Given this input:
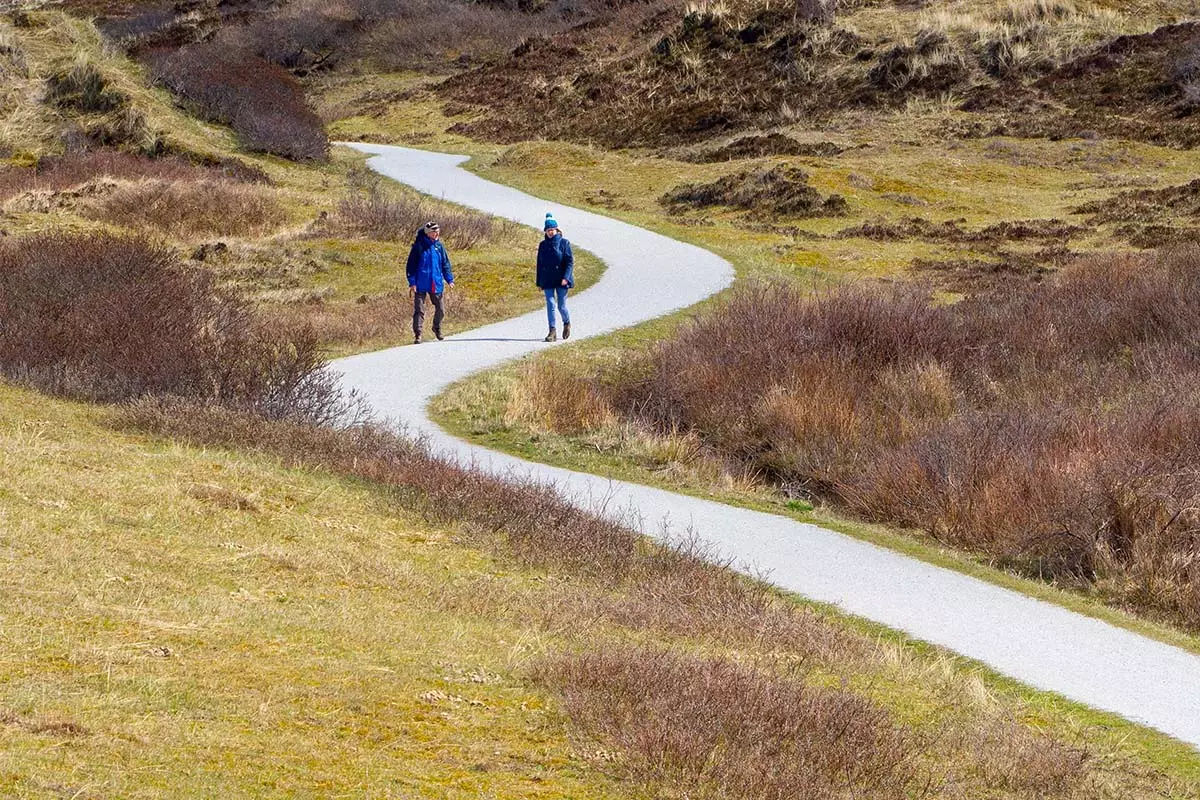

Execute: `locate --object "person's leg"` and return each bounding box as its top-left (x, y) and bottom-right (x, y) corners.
top-left (430, 291), bottom-right (445, 339)
top-left (544, 288), bottom-right (557, 329)
top-left (543, 287), bottom-right (557, 341)
top-left (413, 291), bottom-right (426, 340)
top-left (556, 287), bottom-right (570, 326)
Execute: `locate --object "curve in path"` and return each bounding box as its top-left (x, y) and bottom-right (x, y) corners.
top-left (333, 143), bottom-right (1200, 750)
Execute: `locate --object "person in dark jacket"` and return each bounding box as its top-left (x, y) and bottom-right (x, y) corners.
top-left (406, 221), bottom-right (454, 344)
top-left (535, 212), bottom-right (574, 342)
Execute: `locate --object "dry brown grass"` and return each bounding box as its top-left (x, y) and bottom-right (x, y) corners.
top-left (504, 359), bottom-right (616, 433)
top-left (536, 645), bottom-right (919, 800)
top-left (80, 178), bottom-right (288, 238)
top-left (0, 232), bottom-right (344, 422)
top-left (0, 149), bottom-right (265, 202)
top-left (333, 179), bottom-right (499, 250)
top-left (604, 247), bottom-right (1200, 629)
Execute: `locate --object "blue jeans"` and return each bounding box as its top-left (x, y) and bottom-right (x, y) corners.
top-left (544, 286), bottom-right (570, 328)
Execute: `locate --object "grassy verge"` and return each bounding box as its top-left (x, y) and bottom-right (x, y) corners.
top-left (433, 348), bottom-right (1200, 659)
top-left (3, 381), bottom-right (1200, 796)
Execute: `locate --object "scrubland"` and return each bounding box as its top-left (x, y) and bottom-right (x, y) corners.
top-left (6, 0), bottom-right (1200, 792)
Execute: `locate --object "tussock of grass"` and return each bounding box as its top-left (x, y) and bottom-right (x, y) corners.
top-left (80, 178), bottom-right (289, 238)
top-left (331, 172), bottom-right (503, 250)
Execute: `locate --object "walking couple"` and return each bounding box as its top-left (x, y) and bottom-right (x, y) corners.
top-left (406, 212), bottom-right (576, 344)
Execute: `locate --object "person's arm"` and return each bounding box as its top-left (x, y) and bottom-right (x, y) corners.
top-left (561, 240), bottom-right (575, 288)
top-left (441, 243), bottom-right (454, 287)
top-left (405, 241), bottom-right (420, 289)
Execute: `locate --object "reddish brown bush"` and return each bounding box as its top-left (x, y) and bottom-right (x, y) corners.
top-left (537, 645), bottom-right (917, 800)
top-left (0, 233), bottom-right (343, 422)
top-left (145, 41), bottom-right (329, 160)
top-left (0, 150), bottom-right (265, 203)
top-left (612, 247), bottom-right (1200, 628)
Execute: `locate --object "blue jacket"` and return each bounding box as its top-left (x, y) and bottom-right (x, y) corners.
top-left (406, 230), bottom-right (453, 294)
top-left (536, 233), bottom-right (574, 289)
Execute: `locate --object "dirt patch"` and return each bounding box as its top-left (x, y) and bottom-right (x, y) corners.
top-left (913, 247), bottom-right (1074, 293)
top-left (661, 166), bottom-right (848, 217)
top-left (1, 710), bottom-right (89, 738)
top-left (443, 8), bottom-right (864, 147)
top-left (683, 133), bottom-right (848, 163)
top-left (836, 216), bottom-right (1082, 244)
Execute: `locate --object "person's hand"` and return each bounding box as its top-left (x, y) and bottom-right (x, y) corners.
top-left (447, 281), bottom-right (454, 289)
top-left (561, 279), bottom-right (568, 286)
top-left (408, 285), bottom-right (416, 297)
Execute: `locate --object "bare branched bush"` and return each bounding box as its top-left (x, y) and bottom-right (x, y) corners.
top-left (0, 233), bottom-right (345, 422)
top-left (334, 183), bottom-right (497, 249)
top-left (357, 0), bottom-right (542, 71)
top-left (610, 247), bottom-right (1200, 628)
top-left (536, 645), bottom-right (919, 800)
top-left (144, 41), bottom-right (328, 160)
top-left (81, 178), bottom-right (287, 239)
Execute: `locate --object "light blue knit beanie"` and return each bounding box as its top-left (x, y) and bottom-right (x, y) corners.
top-left (544, 212), bottom-right (558, 230)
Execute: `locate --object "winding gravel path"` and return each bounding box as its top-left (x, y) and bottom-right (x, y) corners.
top-left (333, 143), bottom-right (1200, 749)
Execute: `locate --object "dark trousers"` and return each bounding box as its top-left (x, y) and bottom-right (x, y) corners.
top-left (413, 291), bottom-right (444, 336)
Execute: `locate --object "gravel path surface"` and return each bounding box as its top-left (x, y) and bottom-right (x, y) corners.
top-left (333, 143), bottom-right (1200, 749)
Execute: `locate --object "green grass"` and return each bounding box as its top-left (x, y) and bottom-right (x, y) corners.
top-left (3, 380), bottom-right (1200, 796)
top-left (402, 133), bottom-right (1200, 652)
top-left (0, 382), bottom-right (631, 799)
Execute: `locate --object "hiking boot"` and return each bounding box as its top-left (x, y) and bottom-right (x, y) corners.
top-left (544, 328), bottom-right (557, 342)
top-left (562, 323), bottom-right (571, 340)
top-left (435, 329), bottom-right (445, 341)
top-left (413, 333), bottom-right (422, 344)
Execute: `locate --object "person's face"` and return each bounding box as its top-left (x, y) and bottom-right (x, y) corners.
top-left (428, 228), bottom-right (441, 241)
top-left (545, 227), bottom-right (557, 238)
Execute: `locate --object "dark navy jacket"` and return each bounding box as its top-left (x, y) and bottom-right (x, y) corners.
top-left (536, 233), bottom-right (574, 290)
top-left (406, 230), bottom-right (454, 294)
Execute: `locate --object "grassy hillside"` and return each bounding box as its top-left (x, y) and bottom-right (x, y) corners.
top-left (4, 382), bottom-right (1200, 796)
top-left (6, 0), bottom-right (1200, 792)
top-left (0, 10), bottom-right (597, 357)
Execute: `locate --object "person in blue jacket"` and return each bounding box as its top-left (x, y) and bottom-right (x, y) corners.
top-left (536, 212), bottom-right (574, 342)
top-left (406, 221), bottom-right (454, 344)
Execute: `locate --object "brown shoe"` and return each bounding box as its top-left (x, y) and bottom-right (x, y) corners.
top-left (413, 334), bottom-right (422, 344)
top-left (543, 328), bottom-right (557, 342)
top-left (562, 323), bottom-right (571, 340)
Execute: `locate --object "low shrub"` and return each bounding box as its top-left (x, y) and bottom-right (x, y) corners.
top-left (144, 41), bottom-right (328, 160)
top-left (0, 232), bottom-right (343, 422)
top-left (662, 165), bottom-right (848, 217)
top-left (81, 178), bottom-right (288, 238)
top-left (536, 645), bottom-right (918, 800)
top-left (608, 247), bottom-right (1200, 628)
